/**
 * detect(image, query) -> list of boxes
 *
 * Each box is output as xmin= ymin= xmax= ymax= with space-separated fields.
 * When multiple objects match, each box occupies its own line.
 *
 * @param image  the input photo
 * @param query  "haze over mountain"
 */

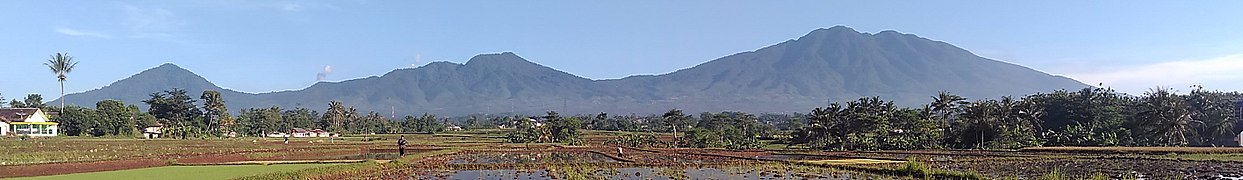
xmin=59 ymin=26 xmax=1087 ymax=116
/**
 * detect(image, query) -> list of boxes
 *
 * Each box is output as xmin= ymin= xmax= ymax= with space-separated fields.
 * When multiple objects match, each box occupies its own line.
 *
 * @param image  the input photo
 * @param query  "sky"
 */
xmin=2 ymin=1 xmax=1243 ymax=102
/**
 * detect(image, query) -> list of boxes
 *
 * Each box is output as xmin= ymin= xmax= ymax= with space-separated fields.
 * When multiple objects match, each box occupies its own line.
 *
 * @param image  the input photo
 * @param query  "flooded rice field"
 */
xmin=413 ymin=166 xmax=883 ymax=180
xmin=449 ymin=151 xmax=619 ymax=164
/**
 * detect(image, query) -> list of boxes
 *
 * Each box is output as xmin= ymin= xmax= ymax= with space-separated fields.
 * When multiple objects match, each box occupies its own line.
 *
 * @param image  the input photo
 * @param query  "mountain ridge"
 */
xmin=59 ymin=26 xmax=1088 ymax=116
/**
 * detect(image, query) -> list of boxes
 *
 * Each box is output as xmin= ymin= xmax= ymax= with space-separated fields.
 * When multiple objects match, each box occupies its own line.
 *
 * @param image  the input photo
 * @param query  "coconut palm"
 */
xmin=929 ymin=91 xmax=968 ymax=120
xmin=1133 ymin=87 xmax=1198 ymax=146
xmin=44 ymin=52 xmax=79 ymax=113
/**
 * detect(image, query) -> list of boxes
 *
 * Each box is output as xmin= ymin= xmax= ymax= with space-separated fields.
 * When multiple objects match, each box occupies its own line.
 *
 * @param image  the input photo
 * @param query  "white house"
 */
xmin=0 ymin=108 xmax=58 ymax=137
xmin=446 ymin=124 xmax=463 ymax=131
xmin=271 ymin=128 xmax=333 ymax=138
xmin=1237 ymin=131 xmax=1243 ymax=147
xmin=143 ymin=124 xmax=163 ymax=139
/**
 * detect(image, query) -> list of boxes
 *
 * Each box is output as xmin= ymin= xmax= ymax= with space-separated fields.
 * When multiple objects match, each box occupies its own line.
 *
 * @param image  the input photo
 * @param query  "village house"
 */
xmin=269 ymin=128 xmax=334 ymax=138
xmin=446 ymin=123 xmax=463 ymax=131
xmin=0 ymin=108 xmax=58 ymax=137
xmin=143 ymin=123 xmax=163 ymax=139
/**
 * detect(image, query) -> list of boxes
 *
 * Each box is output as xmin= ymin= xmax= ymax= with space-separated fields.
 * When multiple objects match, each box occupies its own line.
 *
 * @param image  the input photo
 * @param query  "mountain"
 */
xmin=59 ymin=26 xmax=1087 ymax=116
xmin=60 ymin=64 xmax=254 ymax=110
xmin=597 ymin=26 xmax=1086 ymax=112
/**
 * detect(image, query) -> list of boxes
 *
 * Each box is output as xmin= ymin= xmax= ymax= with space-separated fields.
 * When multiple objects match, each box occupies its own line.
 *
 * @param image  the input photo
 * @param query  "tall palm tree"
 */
xmin=1134 ymin=87 xmax=1198 ymax=146
xmin=930 ymin=91 xmax=968 ymax=120
xmin=44 ymin=52 xmax=79 ymax=113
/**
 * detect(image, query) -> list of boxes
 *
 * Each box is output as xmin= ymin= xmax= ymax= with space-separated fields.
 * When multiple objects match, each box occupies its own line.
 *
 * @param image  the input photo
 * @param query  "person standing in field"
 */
xmin=398 ymin=135 xmax=408 ymax=156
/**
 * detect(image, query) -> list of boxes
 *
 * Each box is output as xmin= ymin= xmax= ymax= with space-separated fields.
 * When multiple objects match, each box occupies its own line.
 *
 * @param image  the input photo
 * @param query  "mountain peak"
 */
xmin=811 ymin=26 xmax=862 ymax=35
xmin=798 ymin=26 xmax=866 ymax=42
xmin=153 ymin=63 xmax=185 ymax=70
xmin=464 ymin=52 xmax=537 ymax=68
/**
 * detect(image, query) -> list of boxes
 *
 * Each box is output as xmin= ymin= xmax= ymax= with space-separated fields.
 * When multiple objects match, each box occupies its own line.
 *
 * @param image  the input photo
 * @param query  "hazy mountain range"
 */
xmin=58 ymin=26 xmax=1087 ymax=116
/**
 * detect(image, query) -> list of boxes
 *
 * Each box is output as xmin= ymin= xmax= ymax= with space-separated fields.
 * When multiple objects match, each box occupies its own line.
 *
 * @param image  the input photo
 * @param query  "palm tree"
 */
xmin=1134 ymin=87 xmax=1198 ymax=146
xmin=44 ymin=52 xmax=79 ymax=113
xmin=930 ymin=91 xmax=968 ymax=121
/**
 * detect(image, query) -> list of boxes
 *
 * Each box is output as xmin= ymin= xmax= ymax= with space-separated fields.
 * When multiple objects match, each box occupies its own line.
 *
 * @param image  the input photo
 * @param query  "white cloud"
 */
xmin=1067 ymin=54 xmax=1243 ymax=94
xmin=122 ymin=4 xmax=189 ymax=43
xmin=53 ymin=27 xmax=111 ymax=38
xmin=281 ymin=3 xmax=305 ymax=12
xmin=274 ymin=2 xmax=336 ymax=12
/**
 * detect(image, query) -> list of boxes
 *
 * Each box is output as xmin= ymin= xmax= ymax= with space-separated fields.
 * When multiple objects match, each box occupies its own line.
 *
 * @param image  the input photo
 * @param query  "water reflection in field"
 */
xmin=449 ymin=152 xmax=619 ymax=164
xmin=415 ymin=167 xmax=875 ymax=180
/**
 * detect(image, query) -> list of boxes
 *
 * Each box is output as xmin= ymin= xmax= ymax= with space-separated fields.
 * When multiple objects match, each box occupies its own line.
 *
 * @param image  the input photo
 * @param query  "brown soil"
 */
xmin=0 ymin=158 xmax=167 ymax=178
xmin=176 ymin=153 xmax=248 ymax=164
xmin=934 ymin=157 xmax=1243 ymax=179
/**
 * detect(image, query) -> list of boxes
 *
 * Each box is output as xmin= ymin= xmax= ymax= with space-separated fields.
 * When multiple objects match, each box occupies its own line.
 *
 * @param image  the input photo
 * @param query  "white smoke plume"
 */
xmin=316 ymin=65 xmax=332 ymax=81
xmin=411 ymin=53 xmax=422 ymax=68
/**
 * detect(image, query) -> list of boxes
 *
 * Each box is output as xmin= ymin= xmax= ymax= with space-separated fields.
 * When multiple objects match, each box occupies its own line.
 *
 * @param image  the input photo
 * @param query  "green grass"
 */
xmin=11 ymin=164 xmax=337 ymax=180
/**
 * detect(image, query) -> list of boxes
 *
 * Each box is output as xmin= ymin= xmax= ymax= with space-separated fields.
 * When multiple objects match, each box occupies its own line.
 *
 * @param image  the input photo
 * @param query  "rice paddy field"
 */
xmin=3 ymin=130 xmax=1243 ymax=179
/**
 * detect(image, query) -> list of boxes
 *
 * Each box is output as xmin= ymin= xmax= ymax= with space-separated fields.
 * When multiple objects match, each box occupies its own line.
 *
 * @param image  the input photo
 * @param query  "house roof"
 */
xmin=0 ymin=108 xmax=41 ymax=122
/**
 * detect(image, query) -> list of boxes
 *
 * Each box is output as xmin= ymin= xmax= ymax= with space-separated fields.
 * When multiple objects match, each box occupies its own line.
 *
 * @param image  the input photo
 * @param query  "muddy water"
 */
xmin=449 ymin=152 xmax=619 ymax=164
xmin=755 ymin=154 xmax=839 ymax=161
xmin=415 ymin=167 xmax=877 ymax=180
xmin=419 ymin=169 xmax=553 ymax=179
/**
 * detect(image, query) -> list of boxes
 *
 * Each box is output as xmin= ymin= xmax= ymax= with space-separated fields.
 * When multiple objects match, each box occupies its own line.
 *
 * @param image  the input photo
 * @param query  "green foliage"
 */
xmin=281 ymin=107 xmax=319 ymax=132
xmin=321 ymin=101 xmax=351 ymax=133
xmin=200 ymin=90 xmax=232 ymax=136
xmin=796 ymin=97 xmax=938 ymax=150
xmin=1038 ymin=168 xmax=1063 ymax=180
xmin=1131 ymin=88 xmax=1197 ymax=146
xmin=662 ymin=109 xmax=692 ymax=142
xmin=143 ymin=88 xmax=207 ymax=138
xmin=19 ymin=94 xmax=46 ymax=109
xmin=605 ymin=134 xmax=670 ymax=148
xmin=44 ymin=52 xmax=79 ymax=109
xmin=55 ymin=106 xmax=96 ymax=136
xmin=505 ymin=111 xmax=581 ymax=144
xmin=545 ymin=111 xmax=582 ymax=144
xmin=51 ymin=100 xmax=154 ymax=137
xmin=790 ymin=86 xmax=1241 ymax=150
xmin=506 ymin=119 xmax=542 ymax=143
xmin=93 ymin=100 xmax=140 ymax=136
xmin=401 ymin=113 xmax=443 ymax=133
xmin=684 ymin=111 xmax=764 ymax=149
xmin=1030 ymin=87 xmax=1133 ymax=146
xmin=897 ymin=159 xmax=929 ymax=176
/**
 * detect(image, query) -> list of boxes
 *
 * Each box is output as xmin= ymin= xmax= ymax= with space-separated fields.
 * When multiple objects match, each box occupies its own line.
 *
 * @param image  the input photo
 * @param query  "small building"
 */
xmin=309 ymin=129 xmax=331 ymax=137
xmin=446 ymin=124 xmax=463 ymax=131
xmin=0 ymin=108 xmax=58 ymax=137
xmin=276 ymin=128 xmax=333 ymax=138
xmin=266 ymin=132 xmax=288 ymax=138
xmin=291 ymin=128 xmax=310 ymax=137
xmin=143 ymin=124 xmax=163 ymax=139
xmin=1237 ymin=130 xmax=1243 ymax=147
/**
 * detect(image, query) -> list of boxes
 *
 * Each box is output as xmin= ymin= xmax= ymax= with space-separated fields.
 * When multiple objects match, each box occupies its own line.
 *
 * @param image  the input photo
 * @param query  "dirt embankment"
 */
xmin=0 ymin=158 xmax=168 ymax=178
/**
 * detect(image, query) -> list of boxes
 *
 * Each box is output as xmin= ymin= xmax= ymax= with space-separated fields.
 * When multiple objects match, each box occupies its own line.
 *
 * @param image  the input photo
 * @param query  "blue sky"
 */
xmin=2 ymin=1 xmax=1242 ymax=102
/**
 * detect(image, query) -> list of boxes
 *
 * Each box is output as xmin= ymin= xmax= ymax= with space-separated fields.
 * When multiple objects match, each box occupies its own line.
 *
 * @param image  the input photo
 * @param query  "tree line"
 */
xmin=508 ymin=86 xmax=1243 ymax=150
xmin=788 ymin=86 xmax=1242 ymax=150
xmin=5 ymin=89 xmax=452 ymax=138
xmin=4 ymin=86 xmax=1239 ymax=150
